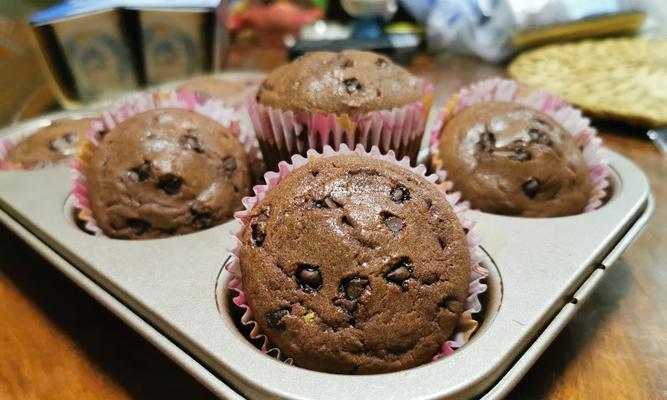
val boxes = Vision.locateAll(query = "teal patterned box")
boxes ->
[29,1,224,106]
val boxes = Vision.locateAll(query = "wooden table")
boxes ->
[1,29,665,399]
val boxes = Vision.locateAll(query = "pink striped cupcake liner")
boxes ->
[222,143,489,365]
[430,78,609,213]
[0,136,18,170]
[247,81,434,171]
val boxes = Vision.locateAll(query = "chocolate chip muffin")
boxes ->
[256,50,423,114]
[177,77,255,107]
[437,102,592,217]
[87,108,250,239]
[250,50,432,170]
[239,155,471,374]
[5,118,94,168]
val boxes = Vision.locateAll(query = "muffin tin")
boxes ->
[0,92,653,399]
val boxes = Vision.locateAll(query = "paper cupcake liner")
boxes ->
[71,89,254,237]
[248,82,434,171]
[429,78,609,213]
[0,135,20,170]
[225,143,488,364]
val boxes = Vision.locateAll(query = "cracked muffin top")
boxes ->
[6,118,95,168]
[255,50,423,115]
[437,102,592,217]
[239,155,471,374]
[87,108,250,239]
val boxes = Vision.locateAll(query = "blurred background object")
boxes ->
[28,1,223,107]
[340,0,397,38]
[227,0,325,47]
[509,36,667,128]
[401,0,660,63]
[1,0,666,127]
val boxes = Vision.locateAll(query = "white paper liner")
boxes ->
[225,143,489,367]
[429,78,610,213]
[71,89,254,237]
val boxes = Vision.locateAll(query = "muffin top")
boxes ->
[240,155,471,374]
[177,77,255,107]
[256,50,423,115]
[87,108,250,239]
[5,118,94,168]
[437,102,592,217]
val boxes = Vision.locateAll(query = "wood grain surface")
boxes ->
[0,25,664,399]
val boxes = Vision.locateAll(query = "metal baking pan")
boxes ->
[0,105,653,399]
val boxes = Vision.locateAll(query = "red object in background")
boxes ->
[228,1,323,46]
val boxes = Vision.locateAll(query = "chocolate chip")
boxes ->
[341,215,353,227]
[157,174,183,195]
[296,264,322,292]
[509,146,531,162]
[315,196,340,209]
[192,210,213,229]
[64,133,79,144]
[376,89,382,97]
[341,59,354,68]
[335,277,369,314]
[264,309,289,330]
[223,156,236,176]
[383,213,403,234]
[343,277,369,299]
[343,78,363,94]
[48,133,79,152]
[127,218,151,235]
[438,296,459,313]
[528,128,552,146]
[478,132,496,153]
[334,298,358,313]
[251,208,270,247]
[181,134,204,153]
[251,224,266,246]
[522,177,540,198]
[421,273,439,285]
[438,237,447,250]
[128,161,151,182]
[387,266,411,284]
[375,57,388,67]
[389,185,410,203]
[161,227,177,235]
[386,257,413,286]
